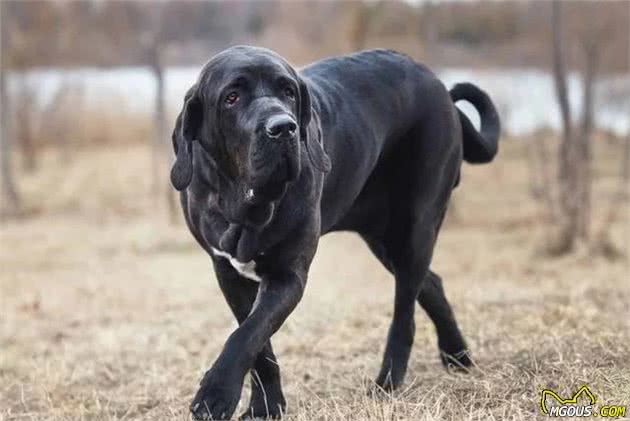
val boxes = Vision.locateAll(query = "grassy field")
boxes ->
[1,140,629,420]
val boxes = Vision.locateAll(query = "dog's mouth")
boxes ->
[239,145,298,210]
[249,161,291,202]
[248,129,301,188]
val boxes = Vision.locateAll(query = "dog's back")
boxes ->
[302,49,443,155]
[301,50,463,232]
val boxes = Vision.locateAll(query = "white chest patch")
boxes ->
[211,247,262,282]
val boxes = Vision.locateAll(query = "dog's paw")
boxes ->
[239,403,284,420]
[190,371,242,420]
[439,349,474,372]
[367,383,393,398]
[372,374,399,393]
[367,370,403,397]
[239,385,285,420]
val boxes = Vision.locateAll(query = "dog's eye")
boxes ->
[284,87,295,99]
[224,92,239,105]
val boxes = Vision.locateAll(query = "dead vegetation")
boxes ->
[0,139,628,420]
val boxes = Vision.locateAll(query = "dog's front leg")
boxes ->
[212,257,287,420]
[190,270,305,421]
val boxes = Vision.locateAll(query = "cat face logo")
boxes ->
[540,385,626,418]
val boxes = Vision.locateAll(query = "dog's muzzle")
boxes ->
[265,115,297,139]
[249,114,301,194]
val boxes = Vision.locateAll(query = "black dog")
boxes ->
[171,46,500,420]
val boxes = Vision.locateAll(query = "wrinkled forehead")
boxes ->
[198,47,296,98]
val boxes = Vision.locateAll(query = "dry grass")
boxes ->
[1,140,629,420]
[12,84,153,152]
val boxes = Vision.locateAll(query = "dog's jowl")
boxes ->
[171,46,501,420]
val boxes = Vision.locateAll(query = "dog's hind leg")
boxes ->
[361,233,431,389]
[242,344,285,420]
[362,236,471,371]
[372,222,435,392]
[212,258,286,420]
[362,233,419,390]
[362,234,472,374]
[370,119,465,389]
[417,271,473,370]
[416,208,472,370]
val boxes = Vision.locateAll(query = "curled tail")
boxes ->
[450,83,501,164]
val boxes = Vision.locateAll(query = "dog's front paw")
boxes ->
[239,405,284,420]
[190,370,243,420]
[439,348,474,372]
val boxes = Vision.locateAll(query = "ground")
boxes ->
[1,141,628,420]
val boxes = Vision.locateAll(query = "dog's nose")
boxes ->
[265,115,297,138]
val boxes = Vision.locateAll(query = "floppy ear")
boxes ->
[299,77,331,173]
[171,91,202,191]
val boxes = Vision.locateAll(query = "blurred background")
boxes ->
[1,1,629,420]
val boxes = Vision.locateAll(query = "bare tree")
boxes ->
[549,0,607,254]
[0,1,20,216]
[575,36,599,240]
[349,1,375,51]
[143,4,178,222]
[146,34,166,199]
[148,38,178,223]
[422,1,438,61]
[14,77,38,172]
[551,0,579,253]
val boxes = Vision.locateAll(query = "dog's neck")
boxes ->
[189,142,320,263]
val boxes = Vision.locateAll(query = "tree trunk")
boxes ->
[0,2,20,216]
[350,2,371,51]
[622,134,630,200]
[15,77,37,172]
[422,2,438,62]
[551,0,578,253]
[576,41,598,240]
[149,41,178,223]
[532,134,558,222]
[150,43,165,200]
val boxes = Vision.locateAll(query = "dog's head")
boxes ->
[171,46,330,227]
